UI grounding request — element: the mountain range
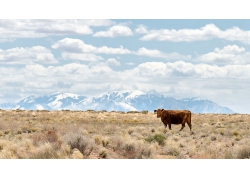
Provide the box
[0,90,234,114]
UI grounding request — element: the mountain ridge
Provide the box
[0,90,234,114]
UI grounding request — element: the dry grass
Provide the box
[0,109,250,159]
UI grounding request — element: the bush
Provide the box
[64,133,95,156]
[32,130,61,149]
[101,138,109,147]
[166,146,180,156]
[127,111,139,114]
[30,142,60,159]
[145,134,166,146]
[141,110,148,114]
[237,146,250,159]
[99,148,107,158]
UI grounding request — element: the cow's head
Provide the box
[155,109,164,118]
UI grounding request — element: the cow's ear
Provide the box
[161,109,164,111]
[154,110,156,113]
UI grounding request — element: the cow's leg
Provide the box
[187,122,192,131]
[168,123,172,130]
[180,123,185,131]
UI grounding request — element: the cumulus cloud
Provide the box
[0,19,99,41]
[0,46,58,64]
[140,24,250,44]
[105,58,121,66]
[196,45,250,65]
[96,46,131,54]
[61,53,104,62]
[135,25,148,34]
[52,38,131,54]
[214,45,245,54]
[52,38,97,53]
[1,62,250,112]
[78,19,115,26]
[53,38,192,62]
[131,61,250,79]
[136,47,191,60]
[93,25,133,37]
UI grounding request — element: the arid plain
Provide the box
[0,109,249,159]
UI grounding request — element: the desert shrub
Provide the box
[32,130,62,149]
[219,130,224,135]
[93,135,102,145]
[233,130,239,136]
[210,135,217,141]
[127,111,139,114]
[99,148,107,158]
[235,137,242,141]
[236,146,250,159]
[165,146,180,156]
[179,142,185,148]
[82,129,89,135]
[4,130,11,135]
[119,139,155,158]
[145,134,166,146]
[101,137,109,147]
[136,143,155,159]
[64,132,95,156]
[30,142,60,159]
[127,127,135,135]
[123,141,136,152]
[86,109,95,112]
[46,130,59,143]
[62,109,70,111]
[200,133,208,138]
[141,110,148,114]
[16,129,22,134]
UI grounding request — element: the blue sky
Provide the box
[0,1,250,113]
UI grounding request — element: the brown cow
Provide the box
[154,109,192,131]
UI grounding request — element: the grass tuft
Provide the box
[145,134,166,146]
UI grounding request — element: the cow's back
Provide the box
[163,110,191,124]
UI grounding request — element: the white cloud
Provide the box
[77,19,115,26]
[131,61,250,79]
[53,39,191,62]
[0,46,58,64]
[52,38,97,53]
[106,58,121,66]
[93,25,133,37]
[136,47,191,60]
[96,46,131,54]
[61,52,104,62]
[140,24,250,44]
[214,45,245,54]
[0,20,95,41]
[52,38,131,55]
[196,45,250,65]
[1,61,250,113]
[135,25,148,34]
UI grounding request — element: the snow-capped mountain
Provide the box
[13,92,86,110]
[179,97,234,114]
[0,90,234,113]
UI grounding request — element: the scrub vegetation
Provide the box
[0,109,249,159]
